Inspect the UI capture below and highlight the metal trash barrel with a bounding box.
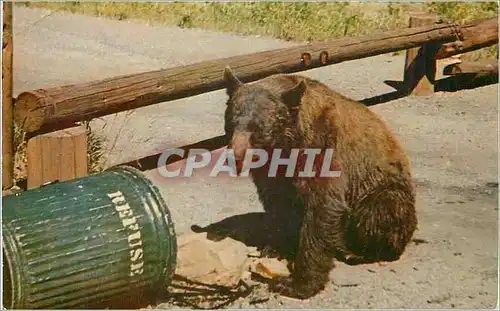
[2,166,177,309]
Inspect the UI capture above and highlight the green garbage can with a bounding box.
[2,166,177,309]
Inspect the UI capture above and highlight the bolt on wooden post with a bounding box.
[403,14,440,96]
[26,126,88,190]
[2,1,14,190]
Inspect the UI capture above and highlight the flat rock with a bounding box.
[175,232,258,288]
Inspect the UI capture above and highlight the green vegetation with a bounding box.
[18,2,497,44]
[427,1,498,24]
[84,121,106,174]
[17,2,498,59]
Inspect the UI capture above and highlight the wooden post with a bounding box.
[26,125,88,190]
[403,14,439,96]
[2,1,14,190]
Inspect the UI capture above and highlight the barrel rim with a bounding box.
[2,221,27,309]
[106,166,177,291]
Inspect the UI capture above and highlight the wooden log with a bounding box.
[15,18,491,135]
[26,125,88,189]
[403,14,439,96]
[435,17,498,60]
[2,2,14,190]
[443,59,499,76]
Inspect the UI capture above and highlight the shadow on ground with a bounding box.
[191,212,298,261]
[157,275,256,310]
[189,208,417,267]
[361,73,498,106]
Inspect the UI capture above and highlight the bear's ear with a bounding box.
[281,80,307,109]
[223,66,243,97]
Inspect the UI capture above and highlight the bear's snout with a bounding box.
[229,131,251,161]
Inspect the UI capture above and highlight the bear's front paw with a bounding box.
[260,245,281,258]
[268,276,318,300]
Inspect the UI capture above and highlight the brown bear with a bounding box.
[222,66,418,300]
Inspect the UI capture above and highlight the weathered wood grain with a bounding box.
[3,1,14,189]
[27,126,88,189]
[434,17,498,60]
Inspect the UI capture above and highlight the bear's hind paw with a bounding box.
[268,276,321,300]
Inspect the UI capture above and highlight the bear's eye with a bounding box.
[246,122,259,132]
[225,119,234,133]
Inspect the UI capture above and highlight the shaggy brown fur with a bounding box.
[222,67,418,300]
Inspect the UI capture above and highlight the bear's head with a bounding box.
[222,66,306,163]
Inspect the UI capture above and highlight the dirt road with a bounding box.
[12,6,498,309]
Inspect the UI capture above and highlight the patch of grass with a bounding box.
[84,121,106,174]
[17,2,497,59]
[13,123,28,183]
[20,2,416,41]
[427,1,498,24]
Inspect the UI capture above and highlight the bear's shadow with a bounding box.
[191,212,300,261]
[190,212,405,266]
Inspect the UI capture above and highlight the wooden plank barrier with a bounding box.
[14,18,497,136]
[26,126,88,189]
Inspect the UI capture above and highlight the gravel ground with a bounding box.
[13,6,499,309]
